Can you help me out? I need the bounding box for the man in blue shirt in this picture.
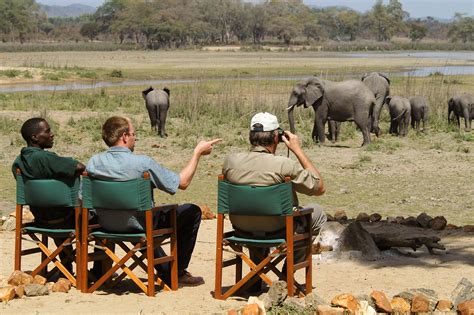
[87,116,220,286]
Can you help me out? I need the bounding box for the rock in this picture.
[396,288,438,310]
[356,294,375,309]
[429,216,447,230]
[46,282,54,292]
[370,290,392,313]
[265,281,287,307]
[1,216,16,231]
[458,300,474,315]
[359,300,377,315]
[199,204,215,220]
[355,212,370,222]
[326,214,335,222]
[305,291,327,307]
[334,210,347,222]
[395,216,405,224]
[340,221,381,261]
[283,296,306,312]
[0,286,16,302]
[8,208,34,223]
[311,243,333,254]
[241,303,263,315]
[386,216,398,224]
[391,296,411,313]
[416,212,433,228]
[369,213,382,222]
[400,216,419,227]
[247,296,266,315]
[331,293,360,313]
[411,294,430,312]
[316,305,345,315]
[227,309,238,315]
[14,285,25,298]
[24,284,49,296]
[436,299,453,311]
[451,278,474,307]
[463,225,474,233]
[52,278,72,293]
[7,270,34,286]
[446,224,459,230]
[33,275,47,285]
[319,221,345,251]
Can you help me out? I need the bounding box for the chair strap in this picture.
[233,227,286,239]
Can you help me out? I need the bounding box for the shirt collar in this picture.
[250,145,273,154]
[108,146,132,153]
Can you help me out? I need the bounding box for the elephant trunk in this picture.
[288,105,296,133]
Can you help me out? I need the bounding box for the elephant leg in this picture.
[355,119,371,146]
[335,122,340,142]
[147,105,158,132]
[158,105,169,138]
[456,115,460,129]
[313,118,326,144]
[462,108,471,132]
[328,121,336,143]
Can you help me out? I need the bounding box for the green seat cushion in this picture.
[23,226,75,236]
[225,236,286,247]
[91,230,146,240]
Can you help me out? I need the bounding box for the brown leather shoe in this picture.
[178,271,205,287]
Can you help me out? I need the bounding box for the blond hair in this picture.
[102,116,130,147]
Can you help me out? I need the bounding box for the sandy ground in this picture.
[0,218,473,314]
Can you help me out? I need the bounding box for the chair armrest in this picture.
[292,207,314,217]
[151,203,179,213]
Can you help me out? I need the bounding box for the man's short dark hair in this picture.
[21,117,46,143]
[102,116,130,147]
[249,123,276,147]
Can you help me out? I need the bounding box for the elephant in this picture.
[287,77,375,146]
[361,72,390,137]
[327,120,341,143]
[142,86,170,138]
[386,96,411,137]
[409,96,429,132]
[448,94,474,132]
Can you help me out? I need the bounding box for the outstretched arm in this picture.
[179,138,221,190]
[282,131,325,196]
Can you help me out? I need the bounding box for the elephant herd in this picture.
[141,74,473,147]
[287,72,473,146]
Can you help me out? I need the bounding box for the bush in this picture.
[109,69,123,78]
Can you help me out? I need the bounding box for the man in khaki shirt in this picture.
[222,112,327,292]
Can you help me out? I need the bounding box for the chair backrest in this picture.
[82,172,152,211]
[217,178,293,216]
[16,171,80,207]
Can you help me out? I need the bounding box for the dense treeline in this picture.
[0,0,472,49]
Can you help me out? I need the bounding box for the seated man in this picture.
[86,116,220,286]
[222,112,327,291]
[12,117,86,273]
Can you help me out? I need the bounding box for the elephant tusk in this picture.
[287,104,296,111]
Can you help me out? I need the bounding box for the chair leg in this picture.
[170,207,178,291]
[145,211,155,297]
[80,207,89,293]
[235,245,242,283]
[214,214,224,300]
[286,216,295,297]
[14,205,22,271]
[40,234,48,276]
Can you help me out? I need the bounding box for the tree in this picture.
[80,22,99,41]
[408,20,427,42]
[448,13,473,43]
[0,0,44,43]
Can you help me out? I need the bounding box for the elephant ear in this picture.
[378,72,391,85]
[385,96,392,104]
[163,87,170,96]
[142,86,154,98]
[304,77,324,107]
[361,73,368,81]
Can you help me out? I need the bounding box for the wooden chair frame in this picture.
[80,172,178,297]
[14,169,81,288]
[214,175,314,300]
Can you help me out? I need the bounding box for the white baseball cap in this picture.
[250,112,280,131]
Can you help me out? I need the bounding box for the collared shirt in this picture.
[12,147,78,179]
[222,146,320,232]
[86,146,180,232]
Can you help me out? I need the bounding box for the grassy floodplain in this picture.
[0,50,473,225]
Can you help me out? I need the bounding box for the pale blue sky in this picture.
[37,0,473,19]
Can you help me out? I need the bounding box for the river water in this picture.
[0,51,472,93]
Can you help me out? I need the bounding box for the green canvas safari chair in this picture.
[214,175,314,300]
[80,171,178,297]
[14,168,81,288]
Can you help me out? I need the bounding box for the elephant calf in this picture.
[448,94,474,132]
[409,96,429,132]
[142,86,170,138]
[386,96,411,137]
